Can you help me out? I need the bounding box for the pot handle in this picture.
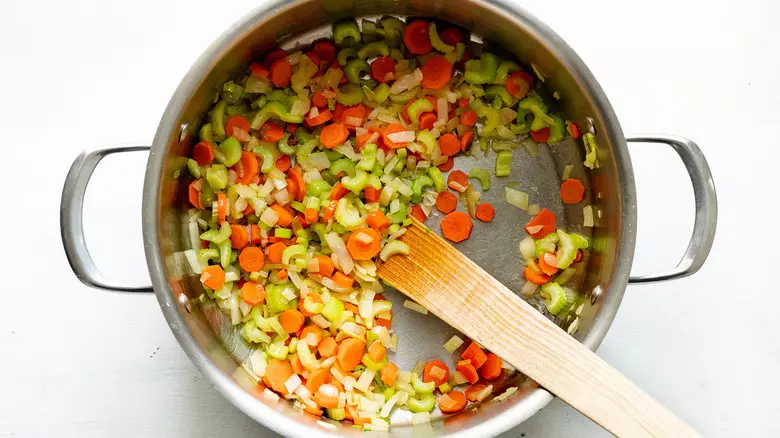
[60,146,154,292]
[626,135,717,283]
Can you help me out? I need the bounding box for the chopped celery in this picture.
[336,84,364,106]
[335,198,362,229]
[366,174,382,190]
[282,244,306,265]
[326,408,346,421]
[408,394,436,413]
[211,100,227,139]
[322,296,344,322]
[427,166,446,192]
[371,83,391,103]
[217,137,242,167]
[337,47,358,67]
[307,179,332,197]
[379,240,409,261]
[222,81,244,103]
[386,203,407,224]
[345,58,369,84]
[494,60,520,84]
[454,43,466,62]
[250,101,303,130]
[201,181,215,205]
[205,164,228,190]
[517,96,554,132]
[547,115,566,145]
[266,341,290,360]
[277,132,297,155]
[541,282,568,315]
[274,227,293,239]
[225,103,249,117]
[187,159,202,178]
[389,86,420,104]
[582,133,600,169]
[342,169,369,193]
[411,373,435,394]
[294,128,315,144]
[477,106,500,133]
[218,239,233,268]
[358,41,390,59]
[535,232,559,258]
[199,123,214,143]
[429,22,454,53]
[407,98,434,124]
[266,284,295,314]
[410,175,433,203]
[331,158,357,178]
[358,143,378,170]
[416,130,438,154]
[251,144,275,173]
[468,168,491,190]
[495,151,512,177]
[464,53,498,85]
[438,383,452,394]
[333,20,361,46]
[484,85,515,106]
[380,17,405,48]
[362,353,388,371]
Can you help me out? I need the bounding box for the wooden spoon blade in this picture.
[378,219,700,438]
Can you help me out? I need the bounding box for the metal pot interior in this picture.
[143,0,635,436]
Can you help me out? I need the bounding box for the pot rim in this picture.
[142,0,636,436]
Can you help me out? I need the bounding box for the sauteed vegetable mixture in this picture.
[184,16,594,429]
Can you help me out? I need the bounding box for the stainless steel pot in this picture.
[60,0,717,436]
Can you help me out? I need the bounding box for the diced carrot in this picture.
[560,178,586,204]
[344,302,360,314]
[346,228,382,260]
[530,128,550,143]
[314,255,335,277]
[438,157,454,172]
[420,56,453,90]
[447,169,469,192]
[330,182,349,200]
[320,123,349,149]
[364,186,381,203]
[438,133,461,156]
[249,62,269,78]
[264,49,288,67]
[419,112,437,130]
[275,155,292,173]
[270,204,294,227]
[193,141,215,166]
[225,115,250,138]
[403,20,432,55]
[286,123,298,134]
[238,246,265,272]
[574,249,583,263]
[230,224,249,249]
[367,341,386,363]
[237,151,259,185]
[525,208,556,238]
[506,71,534,99]
[322,199,337,222]
[440,211,473,243]
[355,133,373,149]
[455,360,479,384]
[337,338,365,371]
[370,56,396,83]
[304,208,319,224]
[250,224,262,245]
[524,266,551,285]
[312,41,336,64]
[475,203,495,222]
[261,121,285,142]
[265,359,293,394]
[480,353,502,380]
[276,269,288,280]
[460,130,474,152]
[312,91,327,108]
[460,110,478,127]
[341,104,367,129]
[241,281,266,305]
[331,271,354,288]
[217,193,228,223]
[436,191,458,214]
[280,309,305,333]
[465,384,488,402]
[438,390,467,414]
[381,362,399,386]
[267,241,287,264]
[306,368,331,393]
[567,121,581,139]
[409,205,427,223]
[300,325,324,347]
[538,252,559,276]
[200,265,225,290]
[439,28,463,45]
[366,210,390,232]
[188,180,204,209]
[291,353,305,375]
[269,58,292,87]
[423,360,450,387]
[303,405,323,417]
[305,108,333,126]
[457,97,470,108]
[317,336,338,358]
[381,123,410,149]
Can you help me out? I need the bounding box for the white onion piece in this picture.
[520,281,539,296]
[324,233,353,274]
[259,207,279,227]
[355,127,368,136]
[308,106,320,118]
[583,205,594,227]
[387,131,415,143]
[504,187,529,210]
[437,97,448,124]
[273,189,290,205]
[303,169,323,184]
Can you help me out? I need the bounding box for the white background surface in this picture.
[2,0,778,436]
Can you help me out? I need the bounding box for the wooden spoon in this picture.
[377,219,700,437]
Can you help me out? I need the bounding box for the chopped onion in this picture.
[505,187,529,210]
[288,270,309,296]
[324,233,354,274]
[307,152,331,170]
[449,370,468,386]
[228,169,237,185]
[520,281,539,297]
[303,169,323,184]
[519,236,536,262]
[311,314,331,329]
[273,188,290,206]
[250,350,268,377]
[263,388,280,402]
[380,391,404,418]
[319,276,353,293]
[527,204,541,216]
[355,127,368,136]
[411,412,431,425]
[281,286,297,301]
[289,95,311,117]
[562,164,574,181]
[387,131,415,143]
[403,300,428,315]
[437,97,448,124]
[526,224,544,235]
[368,107,384,120]
[492,387,518,403]
[308,106,319,118]
[284,373,302,394]
[390,68,422,94]
[500,107,517,125]
[335,142,360,161]
[445,116,460,132]
[307,258,320,273]
[344,116,364,127]
[355,368,376,393]
[411,361,425,377]
[583,205,594,227]
[386,227,406,243]
[294,384,312,401]
[184,249,204,274]
[443,335,464,353]
[473,384,494,402]
[378,112,401,124]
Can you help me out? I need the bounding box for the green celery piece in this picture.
[485,85,516,106]
[250,101,303,130]
[336,84,364,106]
[201,181,215,205]
[333,20,361,46]
[379,240,409,261]
[541,282,568,315]
[389,86,420,104]
[358,41,389,59]
[382,387,396,402]
[393,148,407,173]
[294,127,315,144]
[510,122,531,135]
[282,244,306,265]
[554,229,578,269]
[295,140,319,171]
[583,133,600,169]
[429,22,454,53]
[380,17,405,48]
[326,408,346,421]
[571,233,590,249]
[336,47,358,67]
[225,103,249,117]
[494,60,521,84]
[408,394,436,413]
[217,137,242,167]
[265,89,292,106]
[252,95,267,109]
[411,373,435,394]
[198,248,219,264]
[335,198,362,229]
[210,100,227,139]
[199,123,214,143]
[477,106,500,133]
[517,96,554,132]
[454,43,466,62]
[366,174,381,190]
[427,166,446,192]
[416,130,437,154]
[357,143,378,170]
[217,239,232,268]
[266,342,289,360]
[187,159,202,178]
[266,284,292,314]
[361,353,388,371]
[371,83,391,103]
[251,144,275,173]
[389,48,404,61]
[307,179,333,197]
[200,221,231,243]
[342,169,368,192]
[222,81,244,104]
[386,203,407,224]
[322,296,344,322]
[331,158,357,178]
[345,58,370,84]
[547,115,566,145]
[468,168,491,190]
[277,132,296,155]
[535,232,559,258]
[407,98,434,125]
[495,151,512,177]
[464,53,498,85]
[361,19,377,42]
[205,164,228,190]
[274,227,293,239]
[410,175,433,203]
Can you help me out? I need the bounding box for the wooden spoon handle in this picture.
[379,223,700,437]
